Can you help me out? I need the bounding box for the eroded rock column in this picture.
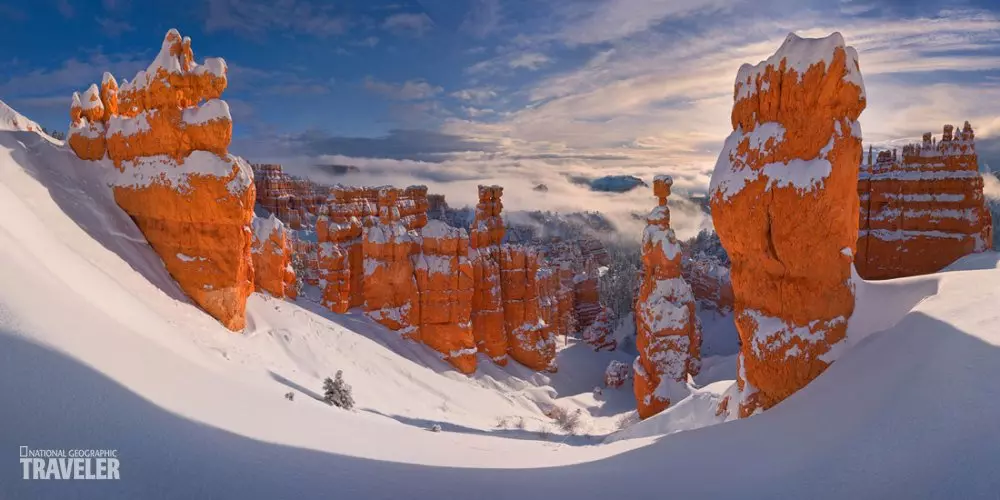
[470,185,507,365]
[633,176,702,419]
[415,220,477,373]
[709,32,866,417]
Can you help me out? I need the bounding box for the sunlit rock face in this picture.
[709,32,866,418]
[68,29,254,331]
[251,215,297,300]
[633,176,702,419]
[415,220,476,374]
[857,123,993,279]
[500,245,558,372]
[470,185,508,365]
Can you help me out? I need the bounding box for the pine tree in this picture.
[322,370,354,409]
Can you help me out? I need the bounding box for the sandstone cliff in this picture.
[68,29,255,331]
[857,124,993,279]
[709,32,866,417]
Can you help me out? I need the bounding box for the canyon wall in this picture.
[633,176,702,419]
[857,124,993,279]
[709,33,866,418]
[68,29,255,331]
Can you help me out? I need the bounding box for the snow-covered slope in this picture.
[1,99,49,135]
[2,109,1000,498]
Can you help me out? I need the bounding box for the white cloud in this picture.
[383,12,434,37]
[451,87,500,104]
[444,7,1000,199]
[553,0,743,45]
[363,77,442,100]
[508,52,550,70]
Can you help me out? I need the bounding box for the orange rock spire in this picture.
[633,176,702,419]
[709,32,866,417]
[856,122,993,279]
[470,185,508,364]
[68,29,254,331]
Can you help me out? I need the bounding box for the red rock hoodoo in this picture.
[856,124,993,279]
[633,176,702,419]
[362,188,421,336]
[68,29,255,330]
[709,32,866,417]
[500,245,558,372]
[251,215,297,299]
[682,256,734,313]
[415,220,477,373]
[470,186,508,365]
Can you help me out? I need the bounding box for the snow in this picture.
[121,31,228,95]
[736,32,865,101]
[176,253,206,262]
[413,254,455,275]
[80,83,103,111]
[106,111,152,137]
[641,222,681,260]
[2,104,1000,498]
[0,99,46,134]
[861,229,971,241]
[742,309,846,362]
[637,278,694,332]
[252,214,284,243]
[110,151,253,196]
[181,99,231,125]
[710,124,836,200]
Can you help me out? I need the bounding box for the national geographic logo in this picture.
[19,446,120,480]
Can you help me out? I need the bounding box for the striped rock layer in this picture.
[709,32,866,418]
[857,123,993,279]
[68,29,255,331]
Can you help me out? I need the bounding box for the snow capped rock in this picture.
[633,177,702,419]
[710,32,866,418]
[66,29,253,331]
[857,123,993,279]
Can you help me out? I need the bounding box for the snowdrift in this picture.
[2,110,1000,498]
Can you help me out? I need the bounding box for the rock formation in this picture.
[251,215,297,299]
[414,220,476,373]
[362,188,421,336]
[856,124,993,279]
[604,360,631,388]
[470,186,508,365]
[500,245,558,372]
[709,32,866,417]
[68,29,255,331]
[633,176,702,419]
[682,257,734,313]
[582,306,616,351]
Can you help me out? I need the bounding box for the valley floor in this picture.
[3,129,1000,499]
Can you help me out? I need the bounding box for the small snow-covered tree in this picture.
[323,370,354,409]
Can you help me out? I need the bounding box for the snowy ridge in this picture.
[0,99,45,133]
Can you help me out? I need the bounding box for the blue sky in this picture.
[1,0,999,234]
